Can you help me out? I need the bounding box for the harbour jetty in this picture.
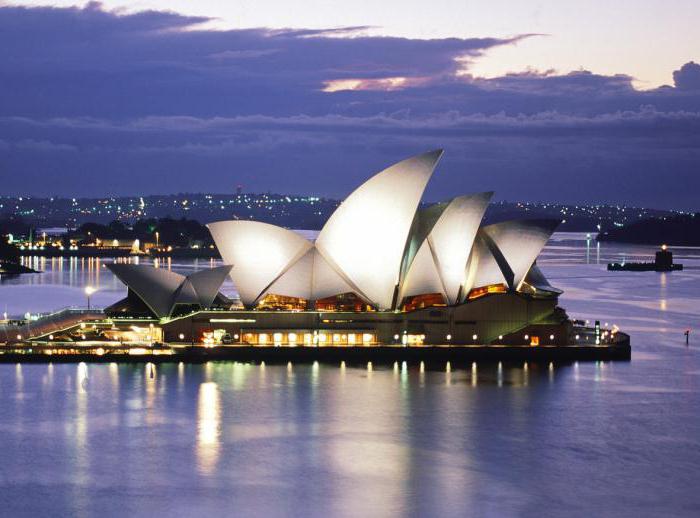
[0,335,631,364]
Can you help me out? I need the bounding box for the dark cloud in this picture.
[0,3,699,210]
[0,3,521,118]
[673,61,700,90]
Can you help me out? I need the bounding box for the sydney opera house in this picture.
[101,150,573,347]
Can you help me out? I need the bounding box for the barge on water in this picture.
[608,245,683,272]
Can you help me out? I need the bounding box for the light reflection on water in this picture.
[197,381,221,475]
[0,233,699,516]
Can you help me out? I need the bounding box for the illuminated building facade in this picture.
[103,150,570,346]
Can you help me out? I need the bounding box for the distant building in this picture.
[37,227,69,237]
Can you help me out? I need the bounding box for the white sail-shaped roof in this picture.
[186,266,235,307]
[399,242,446,301]
[462,219,560,299]
[173,278,201,306]
[398,202,449,288]
[109,263,184,317]
[400,193,492,304]
[462,232,509,298]
[207,220,312,307]
[314,150,443,309]
[480,219,559,290]
[429,192,492,304]
[263,247,315,301]
[202,151,563,310]
[108,264,232,317]
[311,249,359,300]
[523,263,562,295]
[262,248,367,303]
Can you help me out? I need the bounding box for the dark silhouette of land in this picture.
[598,214,700,246]
[0,239,37,274]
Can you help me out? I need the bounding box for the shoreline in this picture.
[0,261,40,274]
[17,249,220,259]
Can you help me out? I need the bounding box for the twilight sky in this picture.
[1,1,699,209]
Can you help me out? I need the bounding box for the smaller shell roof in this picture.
[480,219,560,290]
[108,263,232,318]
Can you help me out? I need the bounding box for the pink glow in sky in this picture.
[11,0,700,88]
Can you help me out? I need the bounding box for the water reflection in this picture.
[71,363,90,516]
[145,362,158,425]
[523,362,529,386]
[259,361,267,388]
[175,361,184,392]
[586,234,590,263]
[15,363,23,391]
[42,362,54,391]
[0,235,699,515]
[0,355,698,516]
[109,362,119,392]
[196,381,221,475]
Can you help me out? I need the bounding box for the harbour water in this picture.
[0,233,699,517]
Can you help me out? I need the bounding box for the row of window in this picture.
[256,285,509,313]
[240,331,376,346]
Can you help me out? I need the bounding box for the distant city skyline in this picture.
[0,191,684,235]
[1,2,699,209]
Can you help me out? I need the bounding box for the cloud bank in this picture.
[1,3,699,209]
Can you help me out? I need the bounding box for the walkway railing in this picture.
[0,308,106,343]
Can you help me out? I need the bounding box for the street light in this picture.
[85,286,96,310]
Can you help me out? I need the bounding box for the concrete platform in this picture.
[0,332,630,364]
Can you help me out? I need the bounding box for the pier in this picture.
[0,327,630,364]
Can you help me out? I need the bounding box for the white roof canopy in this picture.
[400,192,493,305]
[207,220,312,307]
[108,263,232,317]
[205,151,560,309]
[315,150,443,309]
